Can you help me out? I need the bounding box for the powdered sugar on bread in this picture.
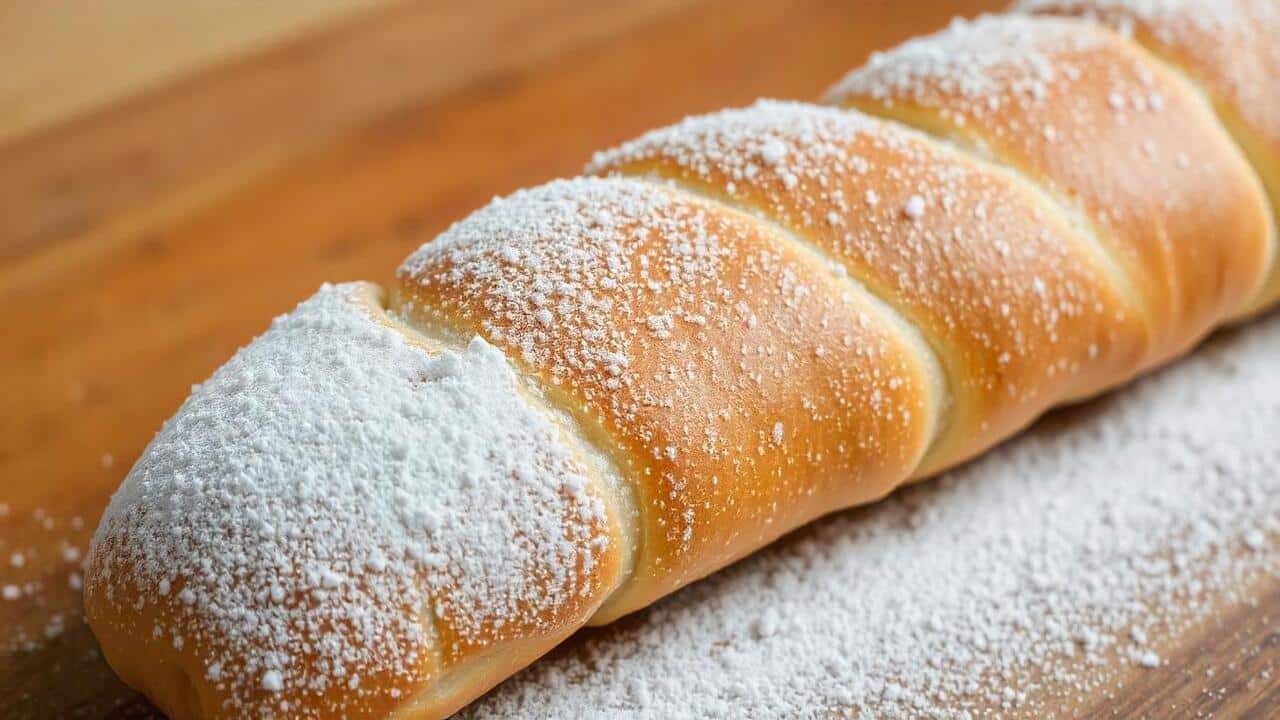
[87,284,610,717]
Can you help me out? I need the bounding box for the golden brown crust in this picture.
[85,564,436,719]
[393,178,939,619]
[827,14,1273,365]
[589,102,1147,475]
[1015,0,1280,312]
[84,10,1280,720]
[90,497,622,720]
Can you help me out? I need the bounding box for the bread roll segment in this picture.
[86,284,626,719]
[394,177,941,621]
[83,8,1280,720]
[589,100,1146,476]
[1015,0,1280,312]
[826,14,1274,366]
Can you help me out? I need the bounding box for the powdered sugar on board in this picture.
[86,283,607,716]
[460,312,1280,719]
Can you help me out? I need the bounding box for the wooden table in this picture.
[2,1,1276,717]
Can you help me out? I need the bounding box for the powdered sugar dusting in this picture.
[460,313,1280,719]
[1014,0,1280,138]
[78,5,1280,716]
[86,284,607,716]
[1016,0,1271,33]
[399,179,678,392]
[397,176,933,610]
[589,100,1140,471]
[587,101,1123,378]
[827,15,1105,112]
[827,11,1272,361]
[1012,1,1280,295]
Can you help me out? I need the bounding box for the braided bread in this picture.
[84,3,1278,718]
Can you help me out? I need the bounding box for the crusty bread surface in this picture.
[84,3,1279,718]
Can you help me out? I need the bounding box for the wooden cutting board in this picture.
[2,1,1276,717]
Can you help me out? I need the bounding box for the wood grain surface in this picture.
[2,1,1276,717]
[0,0,394,144]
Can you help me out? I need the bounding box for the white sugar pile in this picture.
[461,311,1280,718]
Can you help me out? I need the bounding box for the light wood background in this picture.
[2,1,1276,717]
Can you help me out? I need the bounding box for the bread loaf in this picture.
[84,3,1278,718]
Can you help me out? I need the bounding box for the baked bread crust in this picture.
[85,6,1279,719]
[1015,0,1280,312]
[827,15,1273,365]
